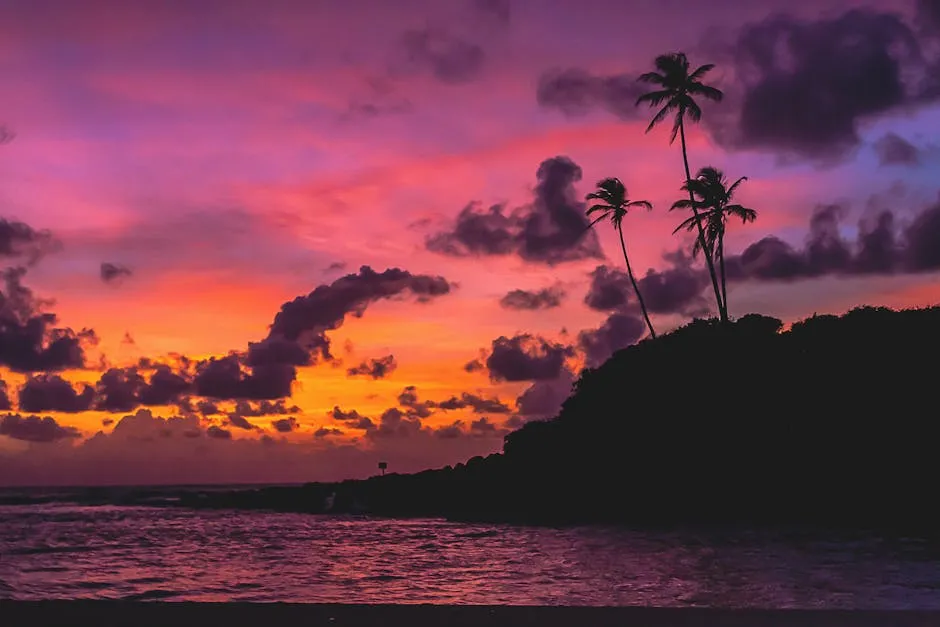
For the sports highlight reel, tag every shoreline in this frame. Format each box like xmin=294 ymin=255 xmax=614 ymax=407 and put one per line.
xmin=2 ymin=602 xmax=939 ymax=627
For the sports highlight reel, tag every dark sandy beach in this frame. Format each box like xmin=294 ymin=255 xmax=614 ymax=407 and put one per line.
xmin=2 ymin=602 xmax=939 ymax=627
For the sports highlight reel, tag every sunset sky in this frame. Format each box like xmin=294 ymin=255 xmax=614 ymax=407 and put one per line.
xmin=2 ymin=0 xmax=939 ymax=485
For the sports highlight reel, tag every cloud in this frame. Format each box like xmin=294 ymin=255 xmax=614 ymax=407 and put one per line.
xmin=713 ymin=8 xmax=931 ymax=160
xmin=100 ymin=262 xmax=132 ymax=283
xmin=346 ymin=354 xmax=398 ymax=379
xmin=726 ymin=201 xmax=940 ymax=282
xmin=328 ymin=406 xmax=375 ymax=430
xmin=397 ymin=385 xmax=435 ymax=418
xmin=271 ymin=417 xmax=298 ymax=433
xmin=18 ymin=375 xmax=95 ymax=413
xmin=463 ymin=358 xmax=485 ymax=373
xmin=874 ymin=133 xmax=920 ymax=166
xmin=0 ymin=408 xmax=504 ymax=486
xmin=207 ymin=425 xmax=232 ymax=440
xmin=314 ymin=427 xmax=343 ymax=438
xmin=400 ymin=27 xmax=485 ymax=84
xmin=536 ymin=68 xmax=643 ymax=120
xmin=499 ymin=284 xmax=565 ymax=310
xmin=485 ymin=333 xmax=573 ymax=382
xmin=426 ymin=156 xmax=603 ymax=266
xmin=577 ymin=312 xmax=647 ymax=369
xmin=0 ymin=218 xmax=58 ymax=266
xmin=194 ymin=354 xmax=295 ymax=401
xmin=585 ymin=255 xmax=711 ymax=318
xmin=0 ymin=267 xmax=97 ymax=373
xmin=433 ymin=392 xmax=512 ymax=414
xmin=0 ymin=414 xmax=80 ymax=443
xmin=256 ymin=265 xmax=452 ymax=367
xmin=513 ymin=367 xmax=575 ymax=422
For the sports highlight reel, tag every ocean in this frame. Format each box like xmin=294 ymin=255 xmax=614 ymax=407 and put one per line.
xmin=2 ymin=497 xmax=940 ymax=607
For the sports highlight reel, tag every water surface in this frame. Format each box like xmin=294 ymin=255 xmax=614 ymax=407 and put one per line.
xmin=2 ymin=503 xmax=939 ymax=607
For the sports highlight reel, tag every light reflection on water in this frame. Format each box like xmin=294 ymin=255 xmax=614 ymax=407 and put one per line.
xmin=1 ymin=503 xmax=939 ymax=607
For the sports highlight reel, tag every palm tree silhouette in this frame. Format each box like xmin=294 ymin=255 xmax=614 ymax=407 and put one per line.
xmin=636 ymin=52 xmax=726 ymax=320
xmin=672 ymin=167 xmax=756 ymax=317
xmin=586 ymin=177 xmax=656 ymax=339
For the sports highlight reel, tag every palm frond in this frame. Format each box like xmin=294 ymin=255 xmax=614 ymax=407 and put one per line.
xmin=726 ymin=204 xmax=757 ymax=223
xmin=685 ymin=98 xmax=703 ymax=123
xmin=688 ymin=63 xmax=715 ymax=82
xmin=586 ymin=213 xmax=608 ymax=230
xmin=586 ymin=203 xmax=613 ymax=215
xmin=646 ymin=102 xmax=674 ymax=133
xmin=670 ymin=198 xmax=698 ymax=211
xmin=637 ymin=71 xmax=665 ymax=85
xmin=672 ymin=213 xmax=704 ymax=234
xmin=635 ymin=89 xmax=672 ymax=107
xmin=688 ymin=83 xmax=724 ymax=102
xmin=627 ymin=200 xmax=653 ymax=211
xmin=669 ymin=108 xmax=683 ymax=144
xmin=726 ymin=176 xmax=748 ymax=198
xmin=654 ymin=52 xmax=687 ymax=76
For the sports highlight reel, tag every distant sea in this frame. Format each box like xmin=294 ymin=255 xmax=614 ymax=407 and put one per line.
xmin=2 ymin=486 xmax=940 ymax=607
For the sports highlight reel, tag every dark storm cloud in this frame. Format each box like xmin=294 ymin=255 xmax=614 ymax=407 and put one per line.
xmin=229 ymin=399 xmax=300 ymax=418
xmin=716 ymin=8 xmax=931 ymax=160
xmin=426 ymin=156 xmax=603 ymax=266
xmin=0 ymin=267 xmax=96 ymax=373
xmin=400 ymin=27 xmax=485 ymax=84
xmin=485 ymin=334 xmax=573 ymax=382
xmin=726 ymin=201 xmax=940 ymax=281
xmin=99 ymin=262 xmax=132 ymax=283
xmin=0 ymin=413 xmax=80 ymax=443
xmin=577 ymin=312 xmax=647 ymax=369
xmin=499 ymin=285 xmax=565 ymax=310
xmin=0 ymin=218 xmax=58 ymax=265
xmin=18 ymin=375 xmax=95 ymax=413
xmin=536 ymin=68 xmax=644 ymax=120
xmin=874 ymin=133 xmax=920 ymax=166
xmin=227 ymin=413 xmax=258 ymax=431
xmin=346 ymin=354 xmax=398 ymax=379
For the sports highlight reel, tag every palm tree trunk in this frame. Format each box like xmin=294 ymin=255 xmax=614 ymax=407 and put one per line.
xmin=679 ymin=118 xmax=726 ymax=322
xmin=718 ymin=232 xmax=728 ymax=320
xmin=618 ymin=224 xmax=656 ymax=339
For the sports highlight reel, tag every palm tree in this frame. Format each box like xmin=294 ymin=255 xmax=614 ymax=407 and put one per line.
xmin=672 ymin=167 xmax=756 ymax=318
xmin=586 ymin=177 xmax=657 ymax=339
xmin=636 ymin=52 xmax=726 ymax=320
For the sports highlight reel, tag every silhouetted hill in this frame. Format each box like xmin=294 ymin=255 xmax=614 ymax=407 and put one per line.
xmin=177 ymin=305 xmax=940 ymax=531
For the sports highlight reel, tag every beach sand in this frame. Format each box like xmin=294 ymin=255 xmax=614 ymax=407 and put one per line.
xmin=1 ymin=602 xmax=938 ymax=627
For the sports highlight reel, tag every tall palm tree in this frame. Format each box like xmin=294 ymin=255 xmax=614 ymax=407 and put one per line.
xmin=636 ymin=52 xmax=726 ymax=320
xmin=586 ymin=177 xmax=656 ymax=339
xmin=672 ymin=167 xmax=756 ymax=318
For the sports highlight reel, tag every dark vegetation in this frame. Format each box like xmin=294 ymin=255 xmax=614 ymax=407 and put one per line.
xmin=165 ymin=305 xmax=940 ymax=533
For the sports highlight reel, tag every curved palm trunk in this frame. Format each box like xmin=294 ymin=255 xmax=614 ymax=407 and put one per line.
xmin=679 ymin=118 xmax=727 ymax=322
xmin=618 ymin=225 xmax=656 ymax=339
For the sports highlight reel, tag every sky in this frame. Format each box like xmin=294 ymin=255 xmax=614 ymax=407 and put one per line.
xmin=2 ymin=0 xmax=940 ymax=486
